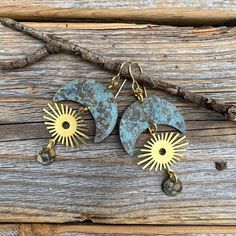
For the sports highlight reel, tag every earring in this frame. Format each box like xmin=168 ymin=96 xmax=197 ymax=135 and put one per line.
xmin=36 ymin=63 xmax=127 ymax=165
xmin=119 ymin=63 xmax=188 ymax=196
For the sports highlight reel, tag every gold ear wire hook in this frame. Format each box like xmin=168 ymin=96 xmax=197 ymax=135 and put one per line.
xmin=110 ymin=61 xmax=145 ymax=101
xmin=143 ymin=85 xmax=147 ymax=98
xmin=129 ymin=62 xmax=144 ymax=102
xmin=108 ymin=62 xmax=127 ymax=90
xmin=114 ymin=78 xmax=127 ymax=99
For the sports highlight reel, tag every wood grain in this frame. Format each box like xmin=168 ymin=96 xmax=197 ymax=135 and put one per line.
xmin=0 ymin=22 xmax=235 ymax=224
xmin=1 ymin=1 xmax=236 ymax=25
xmin=1 ymin=224 xmax=236 ymax=235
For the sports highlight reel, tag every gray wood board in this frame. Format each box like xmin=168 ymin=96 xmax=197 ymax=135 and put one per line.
xmin=0 ymin=22 xmax=235 ymax=224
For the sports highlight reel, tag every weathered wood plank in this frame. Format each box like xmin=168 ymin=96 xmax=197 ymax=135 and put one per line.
xmin=0 ymin=224 xmax=236 ymax=235
xmin=1 ymin=1 xmax=236 ymax=25
xmin=0 ymin=23 xmax=235 ymax=224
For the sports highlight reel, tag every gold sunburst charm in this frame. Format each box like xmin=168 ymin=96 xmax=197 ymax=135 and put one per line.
xmin=43 ymin=103 xmax=89 ymax=147
xmin=138 ymin=132 xmax=188 ymax=171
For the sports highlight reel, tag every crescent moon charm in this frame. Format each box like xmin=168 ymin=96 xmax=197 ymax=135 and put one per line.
xmin=54 ymin=79 xmax=118 ymax=143
xmin=120 ymin=95 xmax=186 ymax=156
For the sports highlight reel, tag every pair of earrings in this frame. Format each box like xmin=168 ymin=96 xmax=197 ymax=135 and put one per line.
xmin=37 ymin=62 xmax=188 ymax=196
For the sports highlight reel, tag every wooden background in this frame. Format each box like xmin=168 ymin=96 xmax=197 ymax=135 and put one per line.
xmin=0 ymin=1 xmax=236 ymax=235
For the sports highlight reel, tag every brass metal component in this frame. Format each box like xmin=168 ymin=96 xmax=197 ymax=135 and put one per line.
xmin=79 ymin=106 xmax=89 ymax=113
xmin=107 ymin=75 xmax=120 ymax=90
xmin=47 ymin=139 xmax=56 ymax=149
xmin=137 ymin=132 xmax=188 ymax=171
xmin=43 ymin=103 xmax=89 ymax=147
xmin=114 ymin=79 xmax=127 ymax=99
xmin=167 ymin=169 xmax=178 ymax=183
xmin=108 ymin=61 xmax=145 ymax=101
xmin=134 ymin=87 xmax=144 ymax=102
xmin=108 ymin=62 xmax=127 ymax=90
xmin=148 ymin=123 xmax=158 ymax=134
xmin=128 ymin=63 xmax=144 ymax=102
xmin=143 ymin=85 xmax=148 ymax=98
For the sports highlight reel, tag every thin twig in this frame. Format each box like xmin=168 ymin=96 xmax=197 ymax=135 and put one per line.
xmin=0 ymin=17 xmax=236 ymax=121
xmin=0 ymin=45 xmax=60 ymax=70
xmin=0 ymin=46 xmax=48 ymax=70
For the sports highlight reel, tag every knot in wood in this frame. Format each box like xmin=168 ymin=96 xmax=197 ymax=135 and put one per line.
xmin=215 ymin=161 xmax=227 ymax=171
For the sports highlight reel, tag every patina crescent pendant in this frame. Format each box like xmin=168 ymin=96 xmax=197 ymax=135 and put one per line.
xmin=37 ymin=78 xmax=119 ymax=165
xmin=119 ymin=95 xmax=186 ymax=156
xmin=54 ymin=79 xmax=118 ymax=143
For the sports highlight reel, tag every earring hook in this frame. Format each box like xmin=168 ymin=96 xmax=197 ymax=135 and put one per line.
xmin=108 ymin=62 xmax=127 ymax=90
xmin=129 ymin=62 xmax=144 ymax=102
xmin=114 ymin=78 xmax=127 ymax=99
xmin=110 ymin=61 xmax=146 ymax=101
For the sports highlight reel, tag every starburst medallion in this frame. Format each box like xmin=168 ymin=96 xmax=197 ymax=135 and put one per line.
xmin=43 ymin=103 xmax=89 ymax=147
xmin=138 ymin=132 xmax=188 ymax=171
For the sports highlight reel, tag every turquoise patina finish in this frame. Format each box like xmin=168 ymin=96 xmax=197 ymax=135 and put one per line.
xmin=54 ymin=79 xmax=118 ymax=143
xmin=120 ymin=95 xmax=186 ymax=156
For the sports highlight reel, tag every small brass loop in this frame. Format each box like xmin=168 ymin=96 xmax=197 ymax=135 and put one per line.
xmin=129 ymin=63 xmax=144 ymax=102
xmin=135 ymin=87 xmax=143 ymax=95
xmin=148 ymin=123 xmax=158 ymax=134
xmin=47 ymin=139 xmax=56 ymax=150
xmin=108 ymin=75 xmax=120 ymax=90
xmin=167 ymin=170 xmax=178 ymax=184
xmin=108 ymin=62 xmax=127 ymax=90
xmin=79 ymin=106 xmax=89 ymax=113
xmin=136 ymin=93 xmax=144 ymax=102
xmin=143 ymin=86 xmax=147 ymax=98
xmin=134 ymin=87 xmax=144 ymax=102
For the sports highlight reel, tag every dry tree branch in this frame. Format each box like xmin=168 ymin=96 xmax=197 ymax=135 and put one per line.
xmin=0 ymin=45 xmax=60 ymax=70
xmin=0 ymin=17 xmax=236 ymax=121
